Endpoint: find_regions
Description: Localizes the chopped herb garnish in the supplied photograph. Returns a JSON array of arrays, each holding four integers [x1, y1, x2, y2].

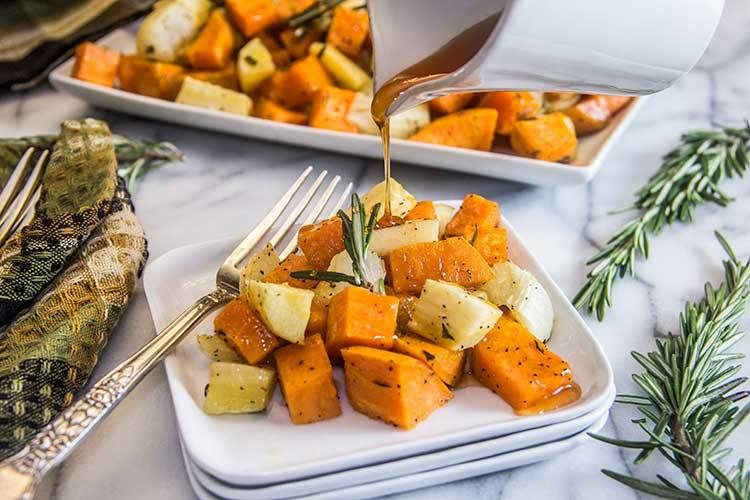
[[441, 324, 455, 341], [373, 380, 391, 388], [422, 350, 436, 361]]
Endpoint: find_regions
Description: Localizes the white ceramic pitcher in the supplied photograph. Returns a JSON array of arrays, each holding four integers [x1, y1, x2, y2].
[[368, 0, 725, 116]]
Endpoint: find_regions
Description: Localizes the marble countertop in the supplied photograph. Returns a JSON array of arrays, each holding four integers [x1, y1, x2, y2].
[[2, 2, 750, 499]]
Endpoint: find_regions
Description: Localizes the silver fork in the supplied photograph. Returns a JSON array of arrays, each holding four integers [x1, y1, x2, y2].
[[0, 167, 352, 500], [0, 148, 48, 246]]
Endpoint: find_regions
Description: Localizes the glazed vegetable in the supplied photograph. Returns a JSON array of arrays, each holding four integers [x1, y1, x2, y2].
[[444, 194, 500, 239], [237, 38, 277, 93], [404, 201, 437, 221], [543, 92, 580, 113], [563, 95, 631, 135], [341, 346, 452, 429], [477, 91, 542, 135], [258, 31, 291, 68], [392, 335, 466, 386], [279, 27, 321, 59], [176, 76, 252, 115], [187, 8, 235, 70], [214, 298, 281, 364], [347, 92, 431, 138], [309, 43, 371, 91], [281, 55, 333, 108], [225, 0, 278, 37], [276, 0, 317, 19], [471, 227, 508, 265], [136, 0, 212, 62], [313, 248, 386, 305], [368, 219, 439, 257], [203, 362, 276, 414], [298, 217, 345, 269], [245, 280, 314, 344], [409, 108, 498, 152], [256, 98, 309, 124], [240, 243, 280, 296], [407, 279, 502, 351], [274, 334, 341, 424], [188, 63, 239, 90], [433, 203, 455, 238], [306, 298, 329, 336], [197, 334, 243, 363], [359, 179, 417, 219], [309, 85, 358, 132], [509, 112, 577, 162], [326, 286, 399, 359], [326, 5, 370, 57], [72, 42, 120, 87], [428, 93, 475, 116], [117, 55, 185, 100], [481, 261, 554, 342], [387, 237, 495, 295], [471, 315, 576, 413], [263, 253, 323, 289]]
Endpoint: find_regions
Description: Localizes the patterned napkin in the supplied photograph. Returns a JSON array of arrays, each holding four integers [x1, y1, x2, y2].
[[0, 119, 149, 460]]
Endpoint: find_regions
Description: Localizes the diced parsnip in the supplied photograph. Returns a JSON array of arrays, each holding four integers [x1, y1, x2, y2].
[[136, 0, 212, 62], [369, 219, 439, 257], [543, 92, 580, 113], [237, 38, 276, 93], [408, 279, 502, 351], [346, 92, 431, 138], [313, 249, 385, 305], [359, 179, 417, 219], [239, 243, 280, 298], [481, 261, 553, 342], [176, 76, 252, 115], [203, 362, 276, 414], [434, 203, 455, 238], [309, 42, 371, 91], [245, 280, 314, 344], [197, 334, 243, 363]]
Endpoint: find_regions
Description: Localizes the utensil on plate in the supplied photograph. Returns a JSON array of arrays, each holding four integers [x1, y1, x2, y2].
[[0, 148, 48, 246], [0, 167, 351, 500]]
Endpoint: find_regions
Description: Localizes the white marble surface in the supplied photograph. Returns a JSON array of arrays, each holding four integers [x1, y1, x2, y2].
[[2, 2, 750, 498]]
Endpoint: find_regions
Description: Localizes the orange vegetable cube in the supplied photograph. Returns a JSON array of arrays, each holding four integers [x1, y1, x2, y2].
[[72, 42, 120, 87], [214, 298, 281, 364], [263, 253, 321, 289], [472, 226, 508, 265], [309, 86, 357, 132], [445, 194, 500, 238], [256, 98, 308, 125], [428, 93, 475, 116], [297, 217, 344, 269], [510, 112, 578, 162], [274, 334, 341, 424], [276, 0, 316, 19], [404, 201, 437, 221], [188, 63, 239, 91], [392, 335, 466, 386], [564, 95, 632, 135], [387, 237, 495, 295], [117, 55, 185, 100], [225, 0, 279, 37], [326, 6, 370, 57], [187, 9, 235, 70], [280, 27, 322, 59], [326, 287, 399, 359], [281, 55, 333, 108], [258, 32, 292, 68], [342, 346, 452, 429], [472, 316, 578, 414], [477, 91, 542, 135], [306, 299, 329, 337], [409, 108, 498, 152], [259, 70, 289, 104]]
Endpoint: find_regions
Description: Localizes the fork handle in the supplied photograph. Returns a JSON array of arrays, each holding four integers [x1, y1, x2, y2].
[[0, 287, 234, 500]]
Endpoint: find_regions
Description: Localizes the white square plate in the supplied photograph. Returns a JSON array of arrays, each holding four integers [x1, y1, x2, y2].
[[50, 30, 644, 186], [143, 201, 614, 486]]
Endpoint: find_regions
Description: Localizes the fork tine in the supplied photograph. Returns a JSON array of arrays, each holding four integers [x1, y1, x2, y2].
[[0, 150, 48, 247], [327, 182, 353, 219], [0, 148, 35, 220], [16, 186, 39, 230], [278, 175, 342, 260], [267, 169, 328, 249], [224, 167, 313, 269]]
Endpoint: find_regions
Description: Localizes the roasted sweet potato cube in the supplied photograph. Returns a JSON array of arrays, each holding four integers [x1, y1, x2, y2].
[[306, 298, 329, 337], [326, 286, 399, 359], [564, 95, 632, 135], [387, 238, 495, 295], [472, 226, 508, 265], [187, 9, 235, 70], [256, 98, 308, 124], [263, 253, 321, 289], [472, 315, 578, 413], [259, 70, 289, 104], [274, 334, 341, 424], [276, 0, 316, 19], [225, 0, 279, 37], [214, 298, 281, 364], [188, 63, 239, 91], [477, 91, 542, 135], [392, 335, 466, 386], [445, 194, 500, 238], [342, 346, 452, 429], [117, 55, 185, 100], [510, 112, 578, 163], [280, 27, 322, 59], [428, 93, 475, 116], [309, 86, 357, 132], [72, 42, 120, 87], [409, 108, 498, 151], [404, 201, 437, 221], [326, 6, 370, 57], [280, 55, 333, 108], [297, 217, 344, 269]]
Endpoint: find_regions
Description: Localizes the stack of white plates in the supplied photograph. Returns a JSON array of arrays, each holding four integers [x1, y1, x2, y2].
[[144, 205, 615, 500]]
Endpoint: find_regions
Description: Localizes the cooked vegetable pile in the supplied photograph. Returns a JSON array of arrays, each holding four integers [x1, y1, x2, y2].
[[198, 180, 579, 429], [71, 0, 632, 163]]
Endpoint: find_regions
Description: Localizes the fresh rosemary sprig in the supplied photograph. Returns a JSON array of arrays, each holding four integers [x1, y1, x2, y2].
[[287, 0, 346, 28], [574, 123, 750, 320], [292, 193, 384, 292], [592, 232, 750, 499], [111, 134, 184, 191]]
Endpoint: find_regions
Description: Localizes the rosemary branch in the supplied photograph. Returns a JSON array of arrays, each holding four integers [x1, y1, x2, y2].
[[111, 134, 184, 191], [592, 232, 750, 499], [573, 123, 750, 320]]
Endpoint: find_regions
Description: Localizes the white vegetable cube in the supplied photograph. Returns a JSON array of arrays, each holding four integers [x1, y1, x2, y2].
[[313, 249, 385, 305], [237, 38, 276, 93], [309, 42, 371, 91], [481, 262, 554, 342], [244, 280, 313, 344], [359, 179, 417, 219], [408, 279, 502, 351], [434, 203, 455, 238], [203, 362, 276, 414], [369, 219, 439, 256], [346, 92, 431, 138], [197, 334, 242, 363], [176, 76, 252, 115], [136, 0, 212, 62], [239, 243, 280, 297]]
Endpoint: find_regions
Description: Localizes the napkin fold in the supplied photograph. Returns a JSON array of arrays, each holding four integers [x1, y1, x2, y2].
[[0, 119, 149, 460]]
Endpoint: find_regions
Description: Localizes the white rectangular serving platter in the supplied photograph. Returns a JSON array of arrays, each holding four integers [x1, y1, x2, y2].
[[50, 30, 644, 186], [143, 201, 614, 486], [184, 410, 609, 500]]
